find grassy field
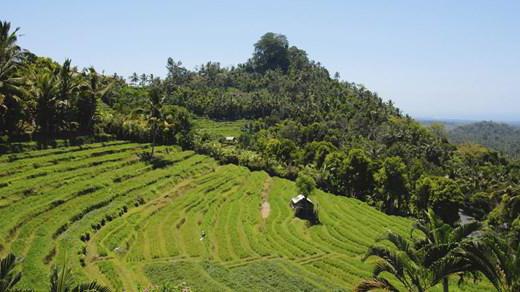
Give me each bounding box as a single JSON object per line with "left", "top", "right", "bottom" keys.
{"left": 0, "top": 142, "right": 489, "bottom": 291}
{"left": 193, "top": 118, "right": 246, "bottom": 139}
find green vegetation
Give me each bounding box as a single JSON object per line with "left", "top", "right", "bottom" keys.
{"left": 355, "top": 210, "right": 482, "bottom": 292}
{"left": 1, "top": 143, "right": 501, "bottom": 291}
{"left": 454, "top": 231, "right": 520, "bottom": 292}
{"left": 0, "top": 142, "right": 417, "bottom": 291}
{"left": 448, "top": 121, "right": 520, "bottom": 159}
{"left": 2, "top": 20, "right": 519, "bottom": 231}
{"left": 49, "top": 261, "right": 110, "bottom": 292}
{"left": 193, "top": 119, "right": 246, "bottom": 140}
{"left": 1, "top": 19, "right": 520, "bottom": 291}
{"left": 0, "top": 253, "right": 22, "bottom": 291}
{"left": 295, "top": 172, "right": 316, "bottom": 197}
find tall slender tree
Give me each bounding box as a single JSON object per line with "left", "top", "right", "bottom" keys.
{"left": 35, "top": 69, "right": 59, "bottom": 145}
{"left": 77, "top": 67, "right": 113, "bottom": 135}
{"left": 56, "top": 59, "right": 80, "bottom": 136}
{"left": 139, "top": 73, "right": 147, "bottom": 86}
{"left": 128, "top": 72, "right": 139, "bottom": 86}
{"left": 0, "top": 21, "right": 26, "bottom": 136}
{"left": 148, "top": 80, "right": 165, "bottom": 157}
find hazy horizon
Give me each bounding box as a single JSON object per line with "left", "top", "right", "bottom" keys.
{"left": 5, "top": 1, "right": 519, "bottom": 121}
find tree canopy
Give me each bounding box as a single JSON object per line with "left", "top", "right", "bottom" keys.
{"left": 250, "top": 32, "right": 290, "bottom": 73}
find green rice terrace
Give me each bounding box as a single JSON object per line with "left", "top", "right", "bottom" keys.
{"left": 193, "top": 118, "right": 246, "bottom": 140}
{"left": 0, "top": 142, "right": 488, "bottom": 291}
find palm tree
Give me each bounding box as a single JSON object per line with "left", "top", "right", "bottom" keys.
{"left": 0, "top": 21, "right": 27, "bottom": 135}
{"left": 148, "top": 80, "right": 165, "bottom": 157}
{"left": 0, "top": 253, "right": 22, "bottom": 292}
{"left": 355, "top": 210, "right": 479, "bottom": 292}
{"left": 128, "top": 73, "right": 139, "bottom": 86}
{"left": 355, "top": 232, "right": 432, "bottom": 292}
{"left": 57, "top": 60, "right": 79, "bottom": 100}
{"left": 77, "top": 67, "right": 114, "bottom": 135}
{"left": 0, "top": 21, "right": 25, "bottom": 106}
{"left": 56, "top": 59, "right": 81, "bottom": 136}
{"left": 454, "top": 231, "right": 519, "bottom": 292}
{"left": 49, "top": 262, "right": 110, "bottom": 292}
{"left": 35, "top": 69, "right": 60, "bottom": 146}
{"left": 412, "top": 209, "right": 481, "bottom": 292}
{"left": 139, "top": 73, "right": 147, "bottom": 86}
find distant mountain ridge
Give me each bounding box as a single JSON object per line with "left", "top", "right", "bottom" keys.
{"left": 448, "top": 121, "right": 520, "bottom": 159}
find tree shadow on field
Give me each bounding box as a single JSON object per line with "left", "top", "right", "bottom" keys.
{"left": 295, "top": 208, "right": 320, "bottom": 226}
{"left": 137, "top": 152, "right": 174, "bottom": 169}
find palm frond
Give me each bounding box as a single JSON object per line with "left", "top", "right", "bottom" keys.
{"left": 49, "top": 264, "right": 75, "bottom": 292}
{"left": 71, "top": 281, "right": 111, "bottom": 292}
{"left": 0, "top": 253, "right": 22, "bottom": 292}
{"left": 97, "top": 80, "right": 115, "bottom": 101}
{"left": 381, "top": 232, "right": 411, "bottom": 254}
{"left": 450, "top": 221, "right": 481, "bottom": 242}
{"left": 354, "top": 278, "right": 400, "bottom": 292}
{"left": 429, "top": 253, "right": 471, "bottom": 286}
{"left": 456, "top": 239, "right": 504, "bottom": 291}
{"left": 373, "top": 260, "right": 399, "bottom": 277}
{"left": 411, "top": 221, "right": 431, "bottom": 241}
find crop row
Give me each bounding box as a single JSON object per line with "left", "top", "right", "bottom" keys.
{"left": 1, "top": 142, "right": 417, "bottom": 291}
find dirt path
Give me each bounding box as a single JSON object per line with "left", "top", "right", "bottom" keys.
{"left": 260, "top": 177, "right": 272, "bottom": 219}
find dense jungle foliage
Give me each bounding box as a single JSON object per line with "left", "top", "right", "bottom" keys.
{"left": 1, "top": 22, "right": 519, "bottom": 250}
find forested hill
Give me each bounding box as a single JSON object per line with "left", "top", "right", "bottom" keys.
{"left": 449, "top": 121, "right": 520, "bottom": 159}
{"left": 1, "top": 24, "right": 520, "bottom": 237}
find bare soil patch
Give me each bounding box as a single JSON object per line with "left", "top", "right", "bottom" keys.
{"left": 260, "top": 177, "right": 272, "bottom": 219}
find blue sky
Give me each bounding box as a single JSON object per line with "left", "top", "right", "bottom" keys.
{"left": 4, "top": 1, "right": 520, "bottom": 121}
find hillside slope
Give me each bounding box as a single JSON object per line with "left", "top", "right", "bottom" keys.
{"left": 449, "top": 121, "right": 520, "bottom": 159}
{"left": 3, "top": 26, "right": 518, "bottom": 233}
{"left": 0, "top": 142, "right": 492, "bottom": 291}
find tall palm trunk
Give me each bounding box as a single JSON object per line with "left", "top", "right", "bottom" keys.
{"left": 442, "top": 277, "right": 449, "bottom": 292}
{"left": 151, "top": 123, "right": 156, "bottom": 157}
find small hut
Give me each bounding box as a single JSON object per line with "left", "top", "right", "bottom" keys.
{"left": 223, "top": 136, "right": 236, "bottom": 143}
{"left": 290, "top": 194, "right": 316, "bottom": 222}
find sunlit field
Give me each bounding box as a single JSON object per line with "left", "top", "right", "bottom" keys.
{"left": 0, "top": 142, "right": 493, "bottom": 291}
